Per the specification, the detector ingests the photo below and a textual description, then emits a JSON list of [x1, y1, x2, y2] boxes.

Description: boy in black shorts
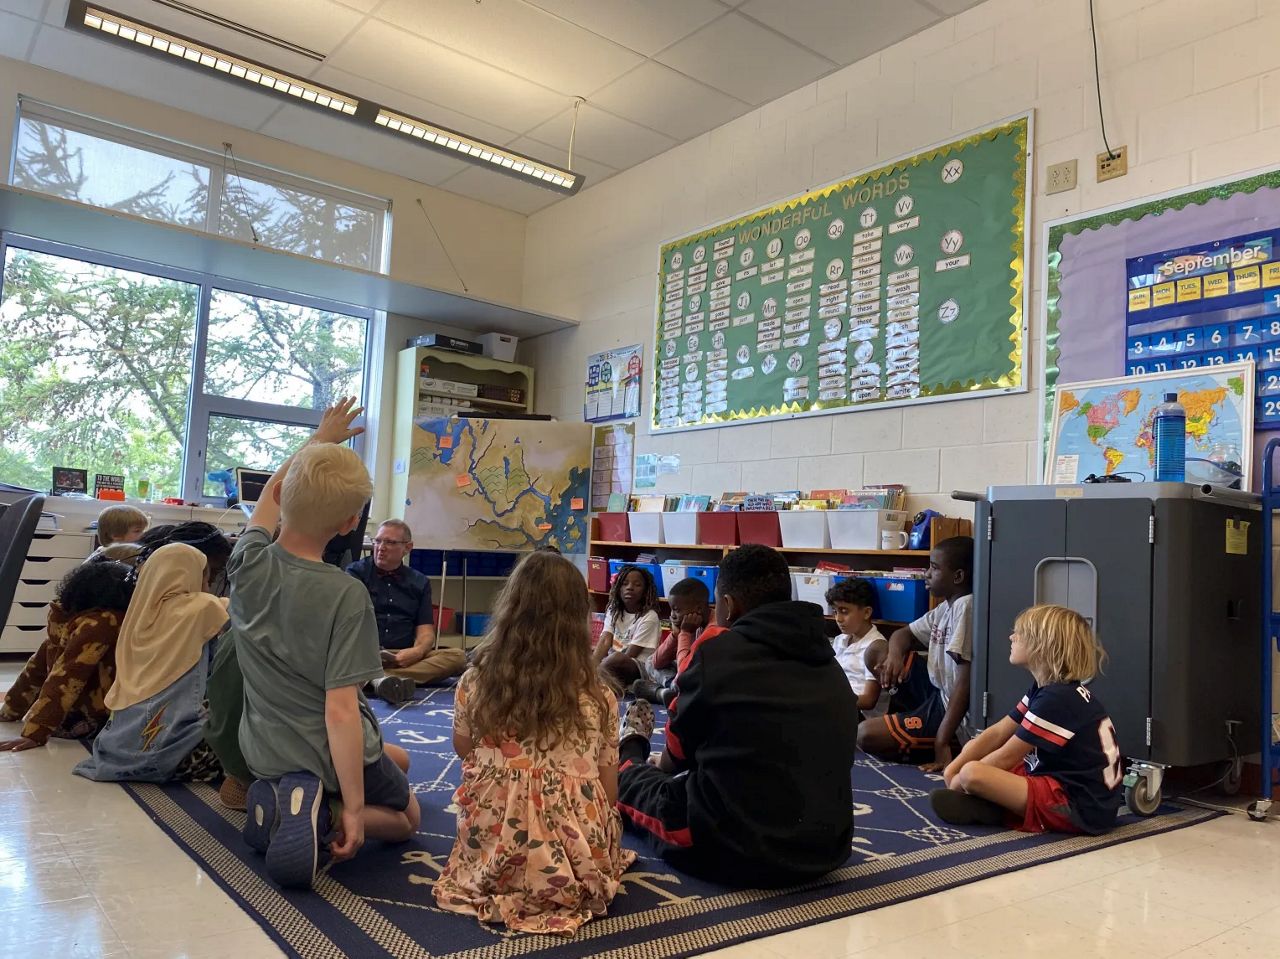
[[857, 536, 973, 772]]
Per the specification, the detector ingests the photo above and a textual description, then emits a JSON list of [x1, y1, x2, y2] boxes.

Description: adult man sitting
[[347, 519, 466, 702]]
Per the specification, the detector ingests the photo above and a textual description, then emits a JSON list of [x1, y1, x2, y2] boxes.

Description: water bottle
[[1152, 391, 1186, 483]]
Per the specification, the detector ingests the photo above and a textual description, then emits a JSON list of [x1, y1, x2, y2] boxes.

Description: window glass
[[202, 415, 314, 500], [0, 247, 197, 496]]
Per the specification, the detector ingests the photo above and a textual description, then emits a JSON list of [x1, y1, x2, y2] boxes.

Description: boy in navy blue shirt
[[930, 605, 1123, 835]]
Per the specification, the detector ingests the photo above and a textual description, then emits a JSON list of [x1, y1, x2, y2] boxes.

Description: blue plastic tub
[[463, 613, 492, 637], [686, 564, 719, 599]]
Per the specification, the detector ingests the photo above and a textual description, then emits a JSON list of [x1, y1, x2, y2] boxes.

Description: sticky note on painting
[[571, 497, 585, 510], [455, 474, 471, 488], [537, 523, 552, 531], [439, 435, 453, 449]]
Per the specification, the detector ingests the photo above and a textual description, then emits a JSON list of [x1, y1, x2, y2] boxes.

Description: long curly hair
[[606, 564, 658, 622], [465, 551, 611, 750]]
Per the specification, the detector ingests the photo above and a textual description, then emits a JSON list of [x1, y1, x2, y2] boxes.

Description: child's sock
[[929, 788, 1006, 827]]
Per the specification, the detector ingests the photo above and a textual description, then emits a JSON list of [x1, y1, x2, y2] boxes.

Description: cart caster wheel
[[1248, 800, 1272, 822], [1223, 758, 1244, 796], [1126, 778, 1161, 816]]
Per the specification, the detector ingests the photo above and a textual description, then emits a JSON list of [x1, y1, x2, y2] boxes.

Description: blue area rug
[[119, 686, 1218, 958]]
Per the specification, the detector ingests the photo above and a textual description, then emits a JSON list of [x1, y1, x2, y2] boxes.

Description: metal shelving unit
[[1255, 438, 1280, 821]]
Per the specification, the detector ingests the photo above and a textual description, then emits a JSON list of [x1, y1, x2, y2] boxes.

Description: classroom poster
[[585, 345, 643, 422], [652, 116, 1029, 433], [590, 422, 635, 510]]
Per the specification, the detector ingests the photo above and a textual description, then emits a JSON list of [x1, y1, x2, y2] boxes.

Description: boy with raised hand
[[616, 544, 857, 887], [857, 536, 974, 773], [231, 397, 420, 889]]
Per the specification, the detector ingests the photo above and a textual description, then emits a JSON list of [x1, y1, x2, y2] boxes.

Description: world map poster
[[1046, 362, 1255, 488], [405, 418, 592, 552]]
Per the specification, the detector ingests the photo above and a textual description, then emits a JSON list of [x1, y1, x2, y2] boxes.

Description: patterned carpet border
[[114, 688, 1221, 959]]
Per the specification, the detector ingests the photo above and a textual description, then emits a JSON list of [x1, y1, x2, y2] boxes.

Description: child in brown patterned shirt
[[0, 560, 135, 750]]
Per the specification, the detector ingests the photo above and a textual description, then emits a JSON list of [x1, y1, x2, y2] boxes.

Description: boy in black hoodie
[[616, 544, 858, 887]]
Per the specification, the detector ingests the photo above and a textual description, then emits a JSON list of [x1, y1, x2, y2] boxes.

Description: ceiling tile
[[324, 19, 568, 134], [0, 9, 37, 59], [527, 104, 676, 170], [333, 0, 380, 10], [436, 166, 562, 216], [310, 65, 523, 149], [375, 0, 643, 95], [521, 0, 730, 58], [739, 0, 940, 65], [504, 136, 617, 190], [138, 0, 365, 56], [589, 62, 751, 140], [921, 0, 987, 13], [1, 0, 47, 17], [28, 26, 284, 129], [259, 104, 470, 186], [657, 12, 835, 106]]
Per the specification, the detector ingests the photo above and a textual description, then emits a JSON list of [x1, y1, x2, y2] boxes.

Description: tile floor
[[2, 663, 1279, 959]]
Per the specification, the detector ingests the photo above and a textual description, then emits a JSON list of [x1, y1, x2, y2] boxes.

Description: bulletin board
[[651, 115, 1030, 434], [1042, 164, 1280, 483]]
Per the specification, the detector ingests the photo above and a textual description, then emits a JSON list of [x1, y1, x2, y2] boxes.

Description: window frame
[[9, 99, 391, 273], [0, 232, 374, 504]]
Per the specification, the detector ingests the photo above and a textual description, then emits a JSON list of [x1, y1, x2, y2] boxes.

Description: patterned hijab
[[106, 543, 229, 711]]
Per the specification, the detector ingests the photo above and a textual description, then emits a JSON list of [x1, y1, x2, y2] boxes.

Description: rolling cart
[[1254, 439, 1280, 822]]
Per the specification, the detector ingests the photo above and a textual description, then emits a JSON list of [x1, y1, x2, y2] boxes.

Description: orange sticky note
[[537, 523, 553, 531], [455, 473, 471, 488], [571, 497, 585, 510], [439, 435, 453, 449]]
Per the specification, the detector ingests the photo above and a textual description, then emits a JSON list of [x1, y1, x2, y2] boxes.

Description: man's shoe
[[372, 675, 416, 705], [629, 679, 664, 704], [265, 772, 332, 888], [243, 778, 280, 853], [929, 788, 1006, 827]]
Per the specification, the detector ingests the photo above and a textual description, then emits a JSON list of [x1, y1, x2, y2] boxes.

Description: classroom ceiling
[[7, 0, 984, 215]]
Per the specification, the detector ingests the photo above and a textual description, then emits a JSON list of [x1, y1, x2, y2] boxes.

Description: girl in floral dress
[[434, 551, 634, 936]]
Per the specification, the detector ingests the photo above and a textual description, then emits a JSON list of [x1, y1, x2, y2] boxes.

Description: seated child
[[630, 576, 717, 706], [616, 544, 857, 888], [858, 536, 974, 772], [931, 605, 1123, 835], [0, 561, 135, 749], [434, 551, 634, 936], [85, 505, 148, 562], [230, 398, 420, 889], [826, 577, 887, 716], [592, 564, 662, 688], [74, 543, 229, 783]]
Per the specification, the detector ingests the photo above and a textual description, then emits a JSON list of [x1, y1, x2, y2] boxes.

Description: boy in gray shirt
[[231, 397, 421, 888]]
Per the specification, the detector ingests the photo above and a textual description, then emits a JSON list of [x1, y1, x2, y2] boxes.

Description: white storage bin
[[791, 570, 837, 607], [628, 512, 664, 544], [778, 510, 831, 549], [481, 332, 518, 362], [27, 532, 94, 559], [660, 562, 689, 597], [828, 509, 911, 550], [663, 512, 698, 546], [0, 625, 45, 654], [19, 555, 82, 581]]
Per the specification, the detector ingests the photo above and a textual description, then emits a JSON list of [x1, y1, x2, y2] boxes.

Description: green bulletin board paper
[[652, 116, 1029, 433]]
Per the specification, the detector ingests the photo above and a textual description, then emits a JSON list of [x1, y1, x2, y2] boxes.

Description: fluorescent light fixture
[[71, 1, 356, 115], [66, 1, 584, 195], [375, 109, 579, 194]]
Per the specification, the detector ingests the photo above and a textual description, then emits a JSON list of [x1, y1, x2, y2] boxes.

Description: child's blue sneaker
[[243, 779, 280, 854], [265, 772, 332, 889]]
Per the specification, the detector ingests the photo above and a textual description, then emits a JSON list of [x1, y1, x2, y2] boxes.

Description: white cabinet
[[2, 531, 94, 654]]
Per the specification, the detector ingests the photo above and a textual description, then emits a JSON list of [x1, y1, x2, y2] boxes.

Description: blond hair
[[377, 518, 413, 543], [280, 444, 372, 539], [1014, 604, 1106, 684], [97, 505, 148, 546]]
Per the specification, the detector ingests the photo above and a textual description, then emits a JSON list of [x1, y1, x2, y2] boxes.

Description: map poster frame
[[1043, 360, 1256, 489], [650, 113, 1031, 435]]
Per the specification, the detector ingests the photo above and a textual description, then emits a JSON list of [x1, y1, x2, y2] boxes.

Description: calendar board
[[652, 115, 1029, 433]]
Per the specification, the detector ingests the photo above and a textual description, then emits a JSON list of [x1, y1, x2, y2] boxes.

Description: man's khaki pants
[[386, 648, 467, 685]]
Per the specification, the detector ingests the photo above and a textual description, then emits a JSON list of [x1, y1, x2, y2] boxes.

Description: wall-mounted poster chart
[[1043, 165, 1280, 486], [585, 344, 643, 422], [651, 115, 1029, 433]]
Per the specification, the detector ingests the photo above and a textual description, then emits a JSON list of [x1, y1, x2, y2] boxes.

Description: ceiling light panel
[[70, 1, 356, 115]]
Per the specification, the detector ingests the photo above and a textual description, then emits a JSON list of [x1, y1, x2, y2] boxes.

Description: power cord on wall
[[1088, 0, 1119, 161]]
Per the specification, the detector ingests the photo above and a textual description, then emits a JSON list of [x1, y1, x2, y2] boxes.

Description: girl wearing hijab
[[74, 543, 230, 784]]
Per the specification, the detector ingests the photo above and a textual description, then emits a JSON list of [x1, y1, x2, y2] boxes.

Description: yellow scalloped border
[[652, 117, 1028, 431]]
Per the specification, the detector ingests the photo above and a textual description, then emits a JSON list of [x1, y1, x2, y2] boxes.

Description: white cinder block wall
[[519, 0, 1278, 518]]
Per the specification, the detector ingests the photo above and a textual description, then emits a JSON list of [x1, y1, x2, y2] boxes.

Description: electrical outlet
[[1046, 159, 1077, 195], [1097, 145, 1128, 182]]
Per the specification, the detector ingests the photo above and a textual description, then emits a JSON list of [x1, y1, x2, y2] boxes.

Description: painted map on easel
[[405, 418, 592, 552]]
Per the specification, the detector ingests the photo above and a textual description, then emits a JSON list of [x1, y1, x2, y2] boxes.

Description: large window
[[10, 102, 389, 272], [0, 238, 373, 502]]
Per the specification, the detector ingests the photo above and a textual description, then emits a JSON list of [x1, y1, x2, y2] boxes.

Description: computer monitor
[[233, 467, 273, 518]]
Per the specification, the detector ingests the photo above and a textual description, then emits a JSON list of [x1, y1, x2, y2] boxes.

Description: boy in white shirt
[[825, 577, 887, 715]]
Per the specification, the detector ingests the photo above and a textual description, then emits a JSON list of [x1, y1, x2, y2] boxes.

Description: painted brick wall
[[520, 0, 1278, 517]]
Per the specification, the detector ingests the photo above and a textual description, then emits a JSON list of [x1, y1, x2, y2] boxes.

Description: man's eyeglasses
[[372, 538, 409, 547]]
